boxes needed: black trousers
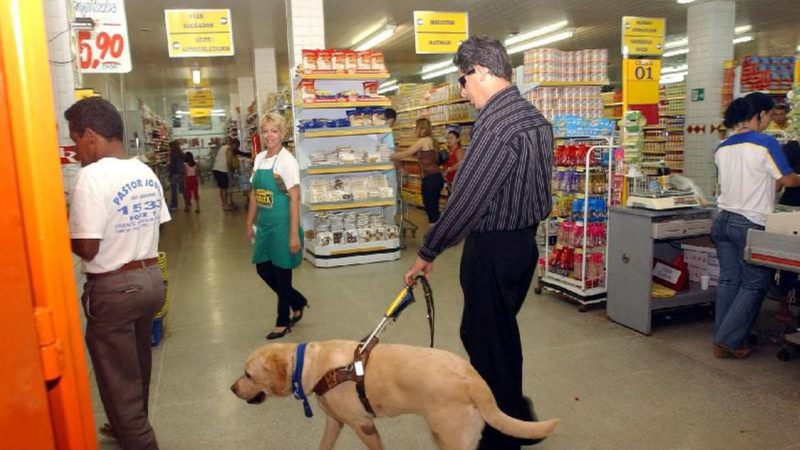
[256,261,308,327]
[460,226,539,450]
[421,173,444,223]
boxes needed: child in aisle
[183,151,200,212]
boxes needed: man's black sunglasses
[458,68,476,88]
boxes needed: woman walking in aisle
[245,112,309,340]
[168,140,186,211]
[183,151,200,212]
[391,117,444,223]
[212,139,234,210]
[713,92,800,359]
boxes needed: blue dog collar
[292,343,313,418]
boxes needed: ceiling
[91,0,800,112]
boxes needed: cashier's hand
[289,233,301,254]
[404,256,433,286]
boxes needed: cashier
[712,92,800,359]
[767,103,790,131]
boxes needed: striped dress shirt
[418,85,553,262]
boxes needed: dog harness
[312,338,379,416]
[292,343,314,417]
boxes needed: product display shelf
[656,82,686,174]
[540,136,624,311]
[292,65,401,267]
[140,101,171,187]
[298,99,392,110]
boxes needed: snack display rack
[291,49,401,267]
[392,82,475,208]
[538,136,625,310]
[140,101,171,187]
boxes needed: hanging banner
[73,0,133,73]
[413,11,468,54]
[622,16,665,57]
[187,88,214,109]
[165,9,234,58]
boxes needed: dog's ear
[263,346,293,396]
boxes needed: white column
[285,0,325,70]
[684,0,735,197]
[254,48,278,116]
[44,0,80,147]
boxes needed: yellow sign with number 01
[623,59,661,105]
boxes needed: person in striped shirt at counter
[404,35,553,450]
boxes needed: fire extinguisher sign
[72,0,132,73]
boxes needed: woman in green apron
[246,112,309,340]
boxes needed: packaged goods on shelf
[297,107,388,131]
[299,80,388,104]
[308,144,391,166]
[526,86,605,120]
[307,174,393,203]
[300,49,386,74]
[522,48,608,83]
[312,211,398,247]
[551,115,616,137]
[740,56,795,92]
[788,85,800,139]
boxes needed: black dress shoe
[291,303,309,325]
[266,326,291,340]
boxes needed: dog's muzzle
[246,391,266,404]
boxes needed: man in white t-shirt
[66,97,169,450]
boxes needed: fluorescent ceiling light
[191,69,201,85]
[661,64,688,74]
[507,29,575,55]
[676,0,695,4]
[797,44,800,52]
[504,20,569,47]
[421,65,458,81]
[734,25,752,34]
[733,35,753,45]
[175,109,225,115]
[664,37,688,49]
[353,24,396,51]
[378,79,398,89]
[420,59,454,75]
[660,71,688,84]
[377,85,399,95]
[663,48,689,57]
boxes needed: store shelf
[299,99,392,109]
[301,126,392,138]
[535,80,610,87]
[297,72,391,81]
[305,198,395,211]
[661,96,685,101]
[740,89,789,95]
[644,139,667,143]
[304,163,394,175]
[604,102,624,107]
[394,118,476,130]
[659,114,685,117]
[396,98,469,113]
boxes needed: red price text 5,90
[77,30,125,70]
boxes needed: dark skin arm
[71,239,101,261]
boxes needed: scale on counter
[627,189,700,210]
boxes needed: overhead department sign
[621,16,665,57]
[413,11,468,54]
[165,9,234,58]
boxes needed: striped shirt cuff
[418,246,437,262]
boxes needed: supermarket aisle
[91,183,800,450]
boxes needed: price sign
[73,0,132,73]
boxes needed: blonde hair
[415,118,433,138]
[260,112,287,138]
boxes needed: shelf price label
[73,0,132,73]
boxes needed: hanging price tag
[73,0,132,73]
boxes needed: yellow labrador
[231,340,559,450]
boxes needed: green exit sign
[691,88,705,102]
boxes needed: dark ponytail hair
[723,92,775,128]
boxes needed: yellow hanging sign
[189,107,212,118]
[622,35,664,57]
[623,59,661,105]
[165,9,234,58]
[187,88,214,109]
[414,11,468,54]
[622,17,666,39]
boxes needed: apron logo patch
[256,189,273,208]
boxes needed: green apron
[251,157,303,269]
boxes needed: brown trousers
[82,265,165,450]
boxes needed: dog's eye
[245,372,252,379]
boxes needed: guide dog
[231,340,559,450]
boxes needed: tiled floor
[91,184,800,450]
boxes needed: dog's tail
[467,375,560,440]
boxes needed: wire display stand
[539,136,624,311]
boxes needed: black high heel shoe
[266,326,291,340]
[291,303,310,325]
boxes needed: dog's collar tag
[292,343,314,418]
